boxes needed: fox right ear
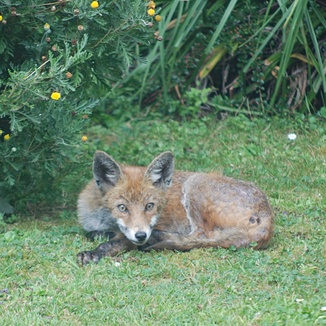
[145,151,174,189]
[93,151,122,190]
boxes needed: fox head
[93,151,174,245]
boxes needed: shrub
[109,0,326,117]
[0,0,157,213]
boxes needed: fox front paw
[77,250,101,265]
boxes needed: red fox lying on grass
[77,151,274,264]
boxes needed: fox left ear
[145,152,174,189]
[93,151,123,190]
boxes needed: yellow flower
[81,136,88,142]
[148,1,156,9]
[147,8,155,16]
[4,134,10,141]
[155,15,162,22]
[44,23,50,31]
[51,91,61,100]
[0,16,3,22]
[91,1,99,9]
[0,129,2,135]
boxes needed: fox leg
[77,234,137,265]
[84,231,116,241]
[138,230,202,252]
[139,227,268,252]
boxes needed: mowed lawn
[1,116,325,325]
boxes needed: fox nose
[135,231,147,242]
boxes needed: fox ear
[93,151,122,189]
[145,152,174,189]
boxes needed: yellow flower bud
[155,15,162,22]
[4,134,10,141]
[44,23,50,31]
[81,136,88,142]
[51,91,61,100]
[0,16,3,22]
[148,1,156,9]
[147,8,155,16]
[91,1,99,9]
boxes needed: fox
[77,151,274,265]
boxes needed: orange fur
[77,151,274,264]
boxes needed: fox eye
[117,204,128,213]
[145,202,154,211]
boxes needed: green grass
[1,116,325,325]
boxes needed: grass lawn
[1,116,325,325]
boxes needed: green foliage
[109,0,326,117]
[178,86,213,118]
[0,0,154,212]
[320,107,326,119]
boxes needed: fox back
[77,151,274,264]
